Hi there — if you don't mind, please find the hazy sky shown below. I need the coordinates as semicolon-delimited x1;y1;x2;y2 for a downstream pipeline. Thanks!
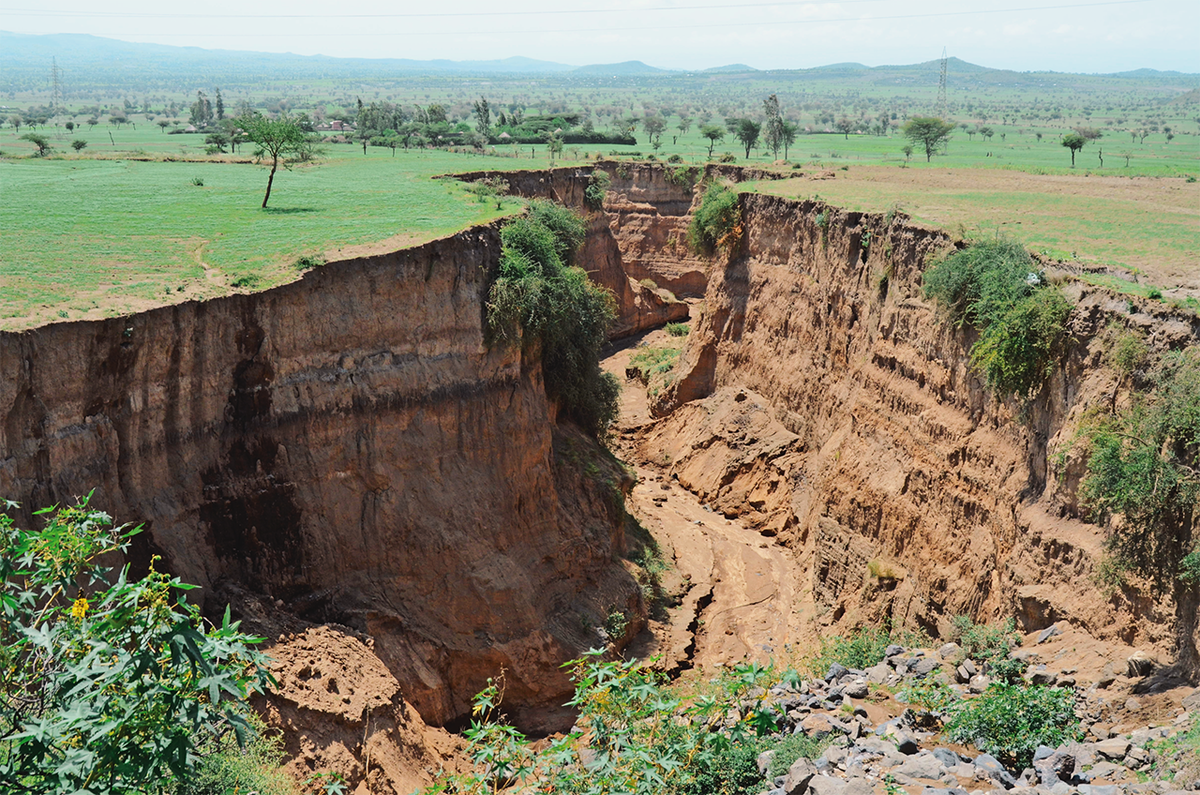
5;0;1198;73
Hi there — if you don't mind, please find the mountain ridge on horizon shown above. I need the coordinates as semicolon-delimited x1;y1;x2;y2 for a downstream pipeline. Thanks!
2;31;1193;82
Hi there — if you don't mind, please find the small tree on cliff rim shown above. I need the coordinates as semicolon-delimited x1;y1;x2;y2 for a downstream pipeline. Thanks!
238;112;314;208
902;117;955;162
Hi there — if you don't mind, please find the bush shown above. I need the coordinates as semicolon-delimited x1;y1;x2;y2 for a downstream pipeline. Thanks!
950;615;1020;663
0;498;274;795
923;238;1070;398
488;203;619;439
688;183;741;254
294;254;324;271
628;346;681;396
806;626;890;676
678;737;765;795
665;322;689;337
173;715;296;795
945;683;1080;769
767;732;832;778
584;169;612;210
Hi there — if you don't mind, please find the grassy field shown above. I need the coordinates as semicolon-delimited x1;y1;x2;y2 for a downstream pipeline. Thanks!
1;113;1196;329
0;146;558;329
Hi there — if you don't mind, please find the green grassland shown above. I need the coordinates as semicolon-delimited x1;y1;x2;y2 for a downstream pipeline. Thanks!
0;143;556;328
1;61;1196;328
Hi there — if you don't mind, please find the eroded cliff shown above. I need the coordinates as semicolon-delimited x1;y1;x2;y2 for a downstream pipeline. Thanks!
642;188;1199;661
0;224;640;739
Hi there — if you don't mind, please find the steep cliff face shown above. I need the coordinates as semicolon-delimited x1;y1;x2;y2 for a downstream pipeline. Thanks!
0;224;639;732
645;190;1199;657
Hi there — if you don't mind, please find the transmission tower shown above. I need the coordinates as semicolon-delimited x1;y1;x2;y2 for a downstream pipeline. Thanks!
936;47;948;121
50;57;63;117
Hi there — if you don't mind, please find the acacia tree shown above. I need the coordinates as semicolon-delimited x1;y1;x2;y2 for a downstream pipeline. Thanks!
902;117;956;162
1061;132;1086;166
238;112;313;208
642;116;666;149
700;124;725;158
781;120;798;160
20;133;51;157
734;118;761;159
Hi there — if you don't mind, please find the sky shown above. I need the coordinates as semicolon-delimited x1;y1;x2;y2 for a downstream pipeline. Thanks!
3;0;1198;73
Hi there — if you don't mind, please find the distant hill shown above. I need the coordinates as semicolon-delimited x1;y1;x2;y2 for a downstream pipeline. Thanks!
1;32;1194;94
703;64;758;73
571;61;672;76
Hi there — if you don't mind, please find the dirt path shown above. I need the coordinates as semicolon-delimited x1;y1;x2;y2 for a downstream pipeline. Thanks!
604;329;801;674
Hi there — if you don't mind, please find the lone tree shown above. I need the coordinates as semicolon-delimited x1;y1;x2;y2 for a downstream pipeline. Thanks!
1061;132;1086;167
734;118;761;159
762;94;785;159
473;96;491;140
20;133;52;157
902;117;956;162
238;112;313;208
700;124;725;158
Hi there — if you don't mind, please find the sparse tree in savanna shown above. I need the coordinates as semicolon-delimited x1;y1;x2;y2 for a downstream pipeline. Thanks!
700;123;725;158
835;117;855;139
86;117;98;129
762;94;784;159
979;125;994;141
643;115;666;148
157;119;171;133
902;116;956;162
7;114;21;132
238;112;314;208
473;96;491;140
64;121;74;133
71;139;87;152
901;144;913;166
781;120;798;160
20;133;52;156
734;118;761;159
677;115;692;137
215;88;224;120
1061;132;1086;166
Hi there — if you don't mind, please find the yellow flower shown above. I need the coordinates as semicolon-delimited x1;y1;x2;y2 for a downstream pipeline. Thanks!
71;597;89;619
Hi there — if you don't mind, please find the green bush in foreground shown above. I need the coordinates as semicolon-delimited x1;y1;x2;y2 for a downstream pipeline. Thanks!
488;201;619;438
923;238;1070;398
0;497;274;795
687;183;741;254
806;626;891;676
945;683;1080;769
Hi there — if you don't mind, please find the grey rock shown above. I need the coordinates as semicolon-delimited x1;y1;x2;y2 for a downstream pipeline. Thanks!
939;642;962;660
961;658;978;677
955;664;972;684
842;779;873;795
968;674;991;693
896;753;947;781
885;644;905;657
758;749;777;776
974;752;1018;789
1036;624;1063;644
1125;651;1156;677
1033;749;1075;785
1182;688;1200;711
1029;667;1058;686
784;757;818;795
1094;737;1131;761
1088;761;1124;780
1048;783;1071;795
808;775;848;795
933;747;962;767
1079;786;1119;795
912;657;942;676
866;662;892;684
843;679;870;699
921;789;969;795
893;730;920;755
1124;745;1151;769
826;662;849;682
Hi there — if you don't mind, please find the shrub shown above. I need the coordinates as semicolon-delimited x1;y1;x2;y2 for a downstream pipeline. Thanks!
945;683;1080;769
923;238;1070;398
628;346;682;396
806;626;890;676
172;715;296;795
949;615;1020;664
584;169;612;210
665;322;689;337
719;152;737;163
688;183;741;254
679;737;765;795
488;204;619;439
294;254;324;271
0;498;274;794
767;732;832;778
1103;324;1149;377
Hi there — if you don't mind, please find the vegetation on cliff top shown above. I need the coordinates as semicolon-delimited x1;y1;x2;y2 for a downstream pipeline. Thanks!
487;200;620;438
687;182;742;255
923;237;1071;398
